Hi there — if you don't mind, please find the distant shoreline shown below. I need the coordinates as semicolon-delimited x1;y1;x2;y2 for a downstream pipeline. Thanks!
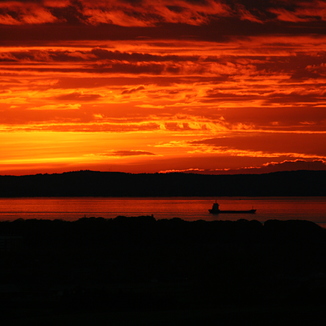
0;170;325;197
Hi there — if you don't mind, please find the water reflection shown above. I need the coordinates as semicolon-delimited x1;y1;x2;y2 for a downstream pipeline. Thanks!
0;197;325;226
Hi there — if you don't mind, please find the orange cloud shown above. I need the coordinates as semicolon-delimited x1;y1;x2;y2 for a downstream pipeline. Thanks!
270;0;326;22
43;0;71;8
237;4;263;23
0;1;60;25
103;150;156;157
81;0;231;26
1;2;326;175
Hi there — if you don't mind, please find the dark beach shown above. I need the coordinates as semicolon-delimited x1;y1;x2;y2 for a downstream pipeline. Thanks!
0;216;326;325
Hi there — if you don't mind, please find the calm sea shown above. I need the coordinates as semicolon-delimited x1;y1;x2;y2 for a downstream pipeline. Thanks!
0;197;325;227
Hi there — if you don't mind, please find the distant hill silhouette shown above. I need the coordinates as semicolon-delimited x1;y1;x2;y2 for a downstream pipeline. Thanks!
0;170;325;197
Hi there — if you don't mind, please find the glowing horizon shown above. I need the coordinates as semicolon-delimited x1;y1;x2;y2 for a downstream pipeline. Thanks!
1;0;326;175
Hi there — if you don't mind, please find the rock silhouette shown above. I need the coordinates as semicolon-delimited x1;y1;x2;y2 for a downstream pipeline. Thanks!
0;216;325;325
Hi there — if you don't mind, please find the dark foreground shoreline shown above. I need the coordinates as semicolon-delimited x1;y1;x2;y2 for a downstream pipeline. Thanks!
0;216;326;325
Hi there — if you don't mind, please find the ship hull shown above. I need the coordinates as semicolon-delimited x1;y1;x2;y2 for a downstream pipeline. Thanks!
209;209;256;214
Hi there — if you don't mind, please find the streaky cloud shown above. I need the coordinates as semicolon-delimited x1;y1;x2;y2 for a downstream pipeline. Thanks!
103;150;156;157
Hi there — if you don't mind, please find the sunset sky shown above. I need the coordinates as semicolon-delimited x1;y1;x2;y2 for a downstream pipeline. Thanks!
1;0;326;175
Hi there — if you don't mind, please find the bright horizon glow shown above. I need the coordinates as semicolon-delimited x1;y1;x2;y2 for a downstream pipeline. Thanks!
1;0;326;175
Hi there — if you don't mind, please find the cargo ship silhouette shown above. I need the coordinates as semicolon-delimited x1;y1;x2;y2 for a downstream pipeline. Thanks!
209;202;256;214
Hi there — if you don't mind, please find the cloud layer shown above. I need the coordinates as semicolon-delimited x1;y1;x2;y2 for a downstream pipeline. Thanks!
1;1;326;27
0;0;326;174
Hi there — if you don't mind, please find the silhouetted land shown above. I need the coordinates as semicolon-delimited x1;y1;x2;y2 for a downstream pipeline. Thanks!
0;170;326;197
0;216;325;325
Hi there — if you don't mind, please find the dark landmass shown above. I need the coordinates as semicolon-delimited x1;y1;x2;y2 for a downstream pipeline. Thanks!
0;216;325;325
1;170;326;197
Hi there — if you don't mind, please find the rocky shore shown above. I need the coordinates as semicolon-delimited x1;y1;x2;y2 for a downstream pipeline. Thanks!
0;216;325;325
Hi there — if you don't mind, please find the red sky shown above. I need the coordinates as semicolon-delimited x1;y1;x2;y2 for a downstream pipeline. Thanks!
0;0;326;175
